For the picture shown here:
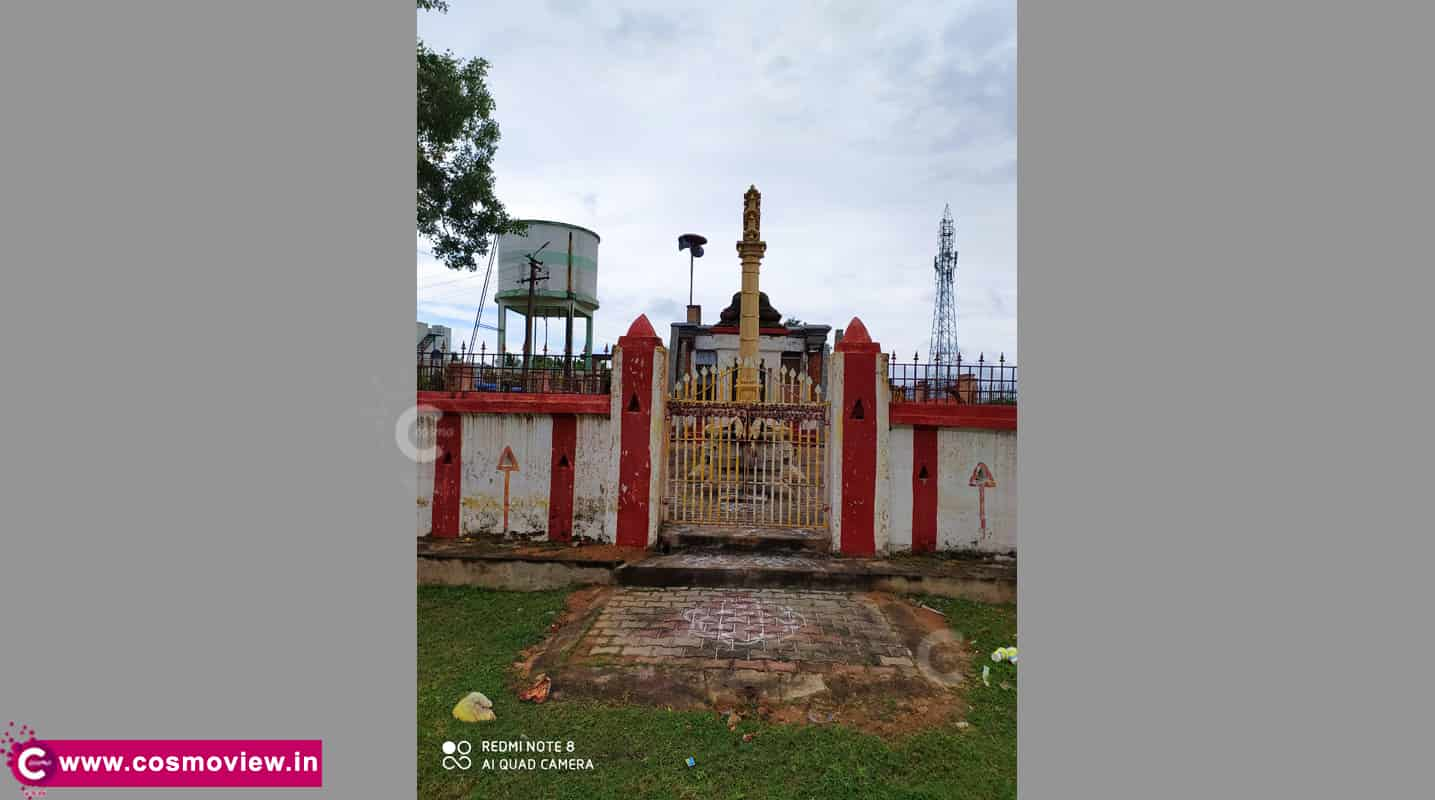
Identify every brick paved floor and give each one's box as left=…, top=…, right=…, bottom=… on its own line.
left=575, top=587, right=916, bottom=671
left=527, top=586, right=970, bottom=722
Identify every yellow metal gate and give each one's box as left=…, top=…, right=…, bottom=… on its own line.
left=662, top=359, right=828, bottom=528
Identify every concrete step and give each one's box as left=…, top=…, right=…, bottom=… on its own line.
left=416, top=539, right=1018, bottom=604
left=620, top=550, right=872, bottom=590
left=657, top=523, right=831, bottom=553
left=615, top=549, right=1017, bottom=603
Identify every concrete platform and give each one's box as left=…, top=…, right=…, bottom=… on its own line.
left=417, top=537, right=1015, bottom=603
left=517, top=587, right=976, bottom=735
left=416, top=537, right=646, bottom=590
left=658, top=523, right=831, bottom=553
left=416, top=536, right=642, bottom=567
left=617, top=549, right=1016, bottom=603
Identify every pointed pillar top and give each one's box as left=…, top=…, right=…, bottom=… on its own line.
left=835, top=316, right=881, bottom=353
left=617, top=313, right=661, bottom=348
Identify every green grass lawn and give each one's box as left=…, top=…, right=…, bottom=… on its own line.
left=418, top=587, right=1016, bottom=800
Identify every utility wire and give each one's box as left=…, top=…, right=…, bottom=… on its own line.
left=468, top=240, right=499, bottom=355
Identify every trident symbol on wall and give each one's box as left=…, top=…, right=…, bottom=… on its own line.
left=969, top=462, right=997, bottom=540
left=496, top=446, right=520, bottom=533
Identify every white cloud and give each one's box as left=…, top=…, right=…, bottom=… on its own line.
left=418, top=0, right=1016, bottom=362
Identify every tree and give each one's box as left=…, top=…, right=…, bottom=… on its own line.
left=417, top=1, right=524, bottom=270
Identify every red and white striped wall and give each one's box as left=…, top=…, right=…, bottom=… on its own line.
left=416, top=314, right=665, bottom=548
left=417, top=313, right=1014, bottom=556
left=887, top=424, right=1017, bottom=553
left=415, top=404, right=615, bottom=541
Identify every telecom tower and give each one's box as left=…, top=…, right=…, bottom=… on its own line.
left=928, top=204, right=960, bottom=365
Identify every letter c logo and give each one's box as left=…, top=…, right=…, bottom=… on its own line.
left=18, top=746, right=49, bottom=781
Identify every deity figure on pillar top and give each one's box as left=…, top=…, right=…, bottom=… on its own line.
left=742, top=185, right=761, bottom=242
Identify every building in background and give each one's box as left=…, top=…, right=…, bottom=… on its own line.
left=667, top=291, right=831, bottom=391
left=416, top=321, right=452, bottom=354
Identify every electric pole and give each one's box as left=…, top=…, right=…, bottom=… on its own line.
left=517, top=240, right=550, bottom=380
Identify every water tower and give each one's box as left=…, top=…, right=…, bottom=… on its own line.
left=494, top=220, right=600, bottom=362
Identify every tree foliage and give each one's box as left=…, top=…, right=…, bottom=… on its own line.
left=417, top=1, right=523, bottom=270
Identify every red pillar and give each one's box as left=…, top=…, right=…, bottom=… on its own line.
left=431, top=412, right=462, bottom=538
left=547, top=413, right=577, bottom=542
left=615, top=315, right=662, bottom=548
left=837, top=317, right=880, bottom=556
left=912, top=426, right=939, bottom=553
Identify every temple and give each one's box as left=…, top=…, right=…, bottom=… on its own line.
left=666, top=186, right=832, bottom=391
left=666, top=292, right=831, bottom=391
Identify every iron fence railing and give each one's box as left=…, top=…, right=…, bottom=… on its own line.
left=418, top=348, right=613, bottom=395
left=887, top=353, right=1017, bottom=405
left=417, top=346, right=1011, bottom=402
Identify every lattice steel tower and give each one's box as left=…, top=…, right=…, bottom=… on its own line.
left=928, top=204, right=960, bottom=364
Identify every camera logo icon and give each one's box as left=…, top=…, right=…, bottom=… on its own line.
left=440, top=740, right=471, bottom=770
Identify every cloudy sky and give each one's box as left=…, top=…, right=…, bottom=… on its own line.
left=417, top=0, right=1015, bottom=363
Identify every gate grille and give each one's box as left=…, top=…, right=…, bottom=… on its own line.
left=663, top=360, right=828, bottom=528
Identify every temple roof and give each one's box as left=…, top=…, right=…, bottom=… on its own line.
left=717, top=291, right=783, bottom=326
